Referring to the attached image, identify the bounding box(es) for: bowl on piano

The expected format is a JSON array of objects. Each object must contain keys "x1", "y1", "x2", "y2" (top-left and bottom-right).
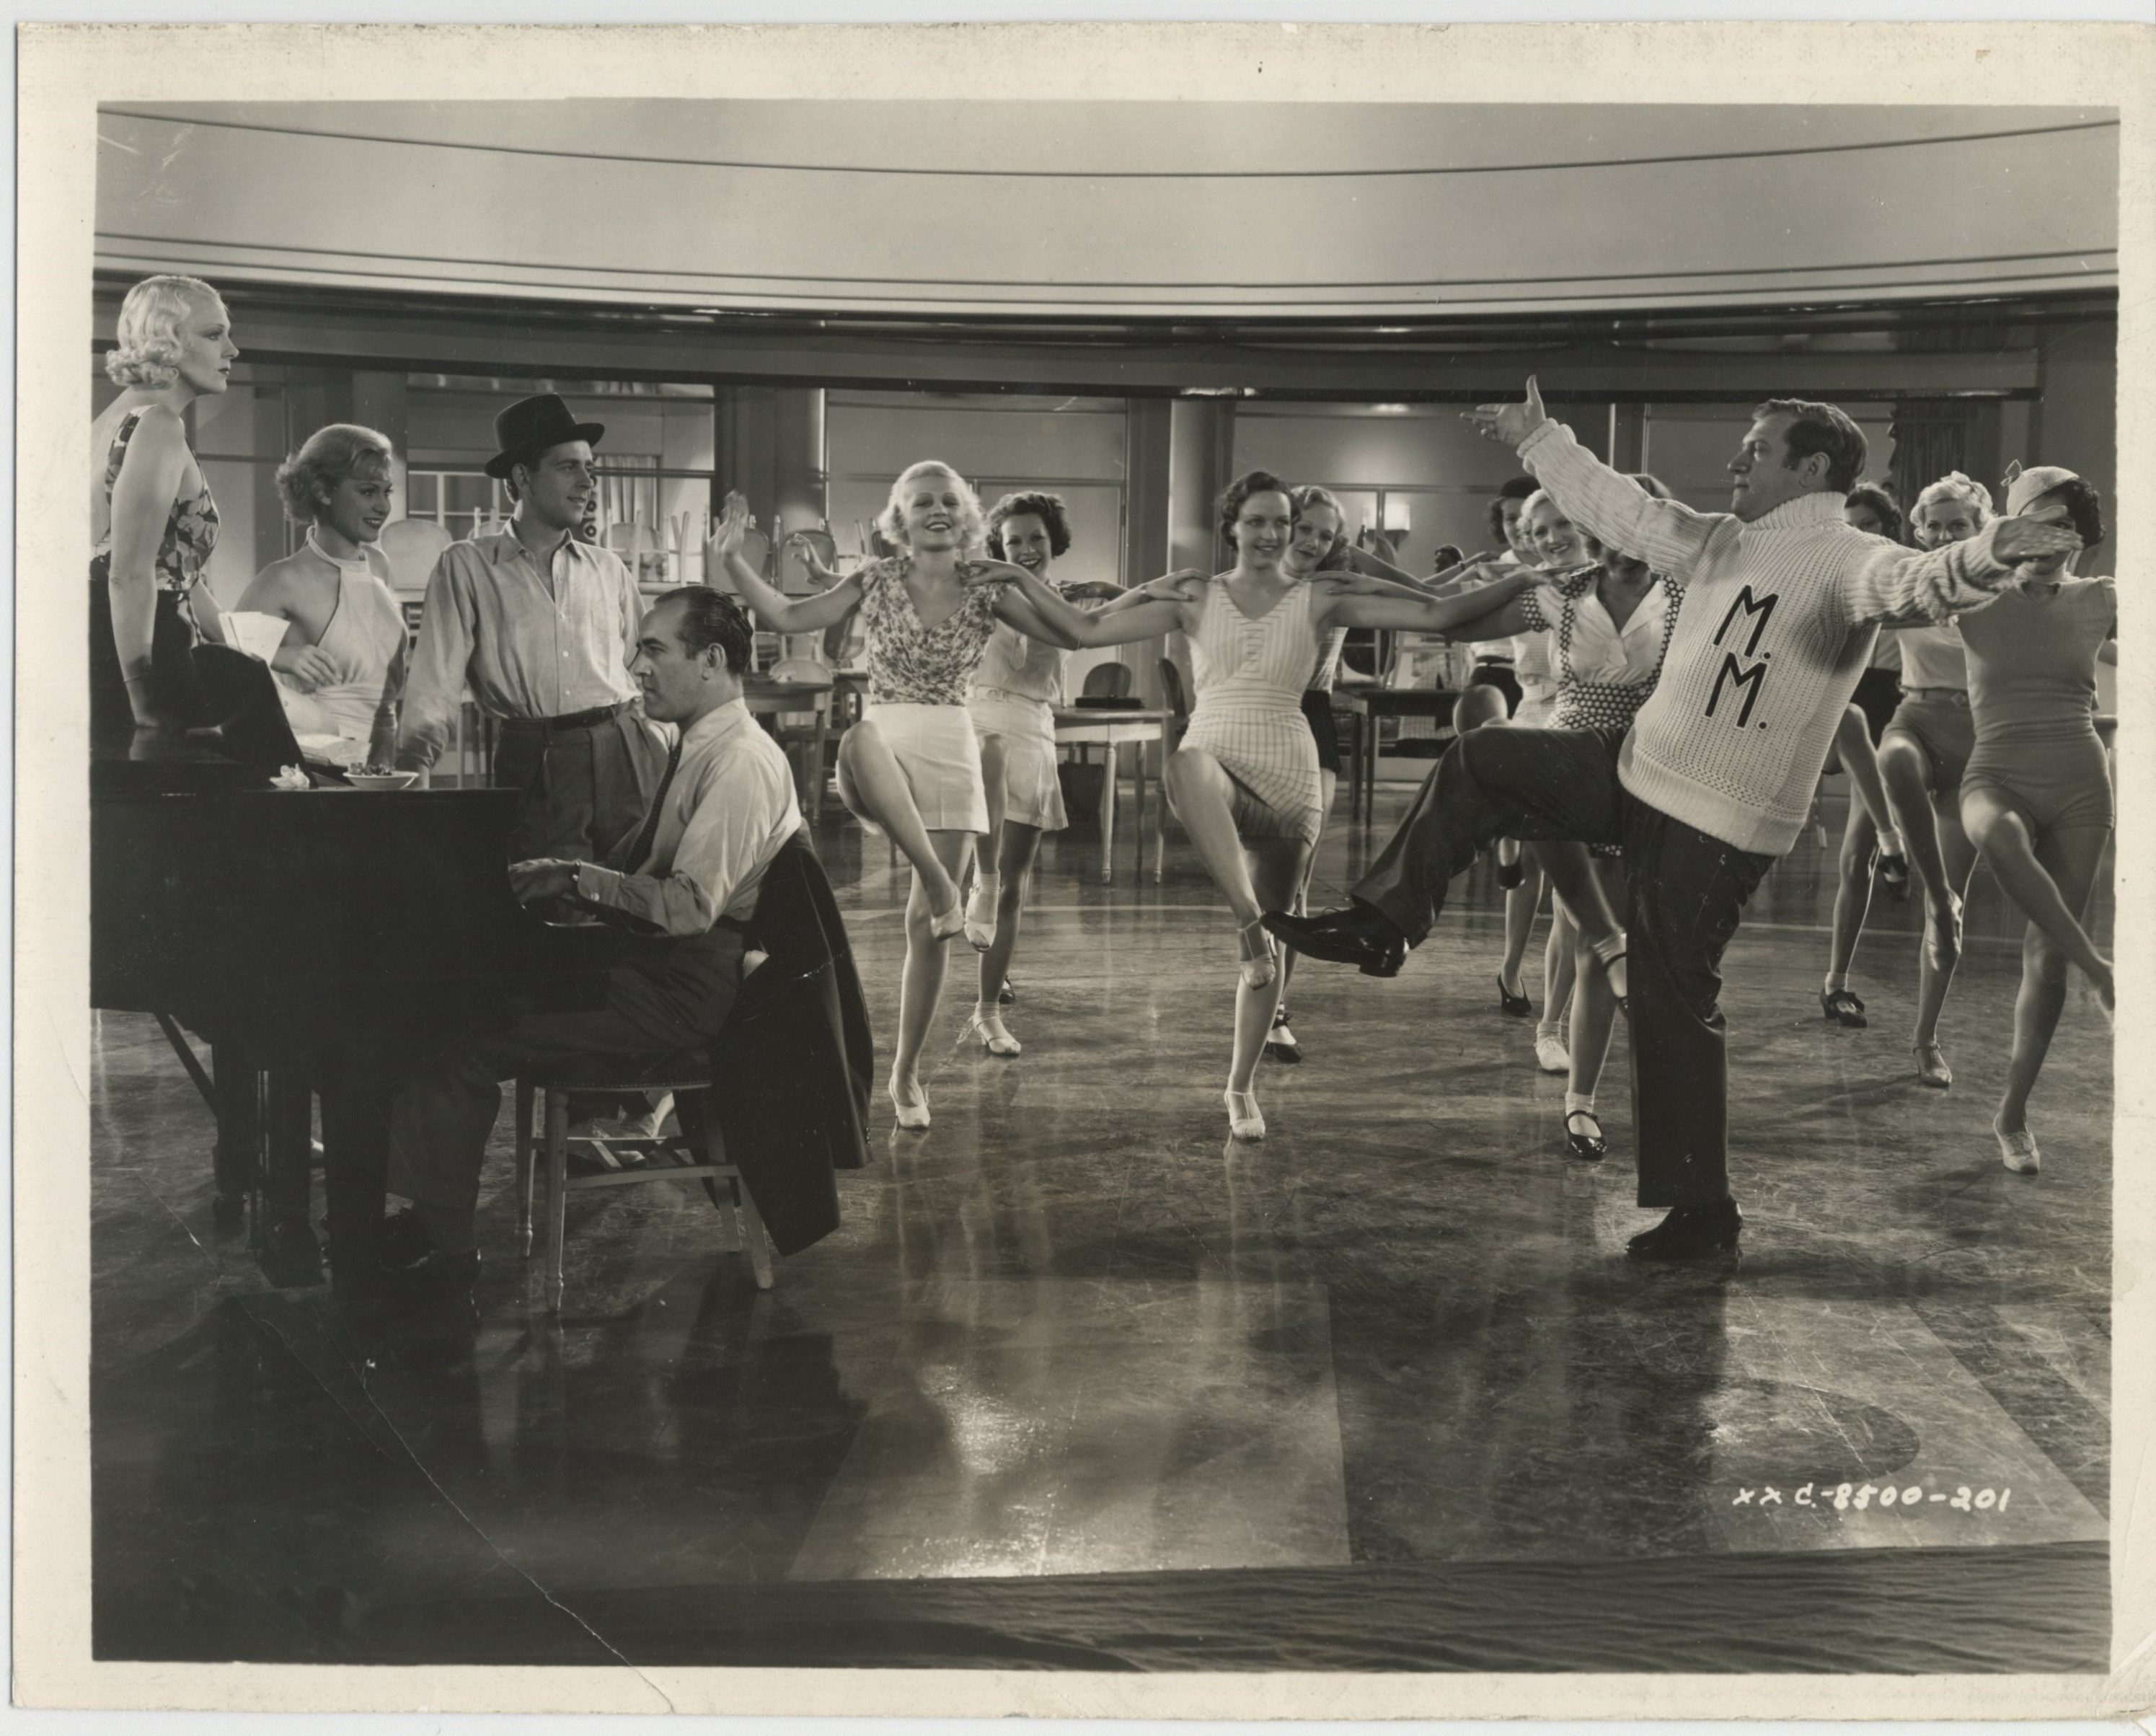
[{"x1": 348, "y1": 770, "x2": 420, "y2": 792}]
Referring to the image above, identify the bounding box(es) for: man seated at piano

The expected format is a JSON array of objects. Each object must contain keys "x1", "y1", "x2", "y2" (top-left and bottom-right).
[{"x1": 382, "y1": 587, "x2": 802, "y2": 1295}]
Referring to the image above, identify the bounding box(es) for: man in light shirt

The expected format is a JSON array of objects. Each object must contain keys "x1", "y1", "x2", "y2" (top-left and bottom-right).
[
  {"x1": 1270, "y1": 379, "x2": 2079, "y2": 1262},
  {"x1": 394, "y1": 393, "x2": 665, "y2": 862},
  {"x1": 381, "y1": 588, "x2": 803, "y2": 1293}
]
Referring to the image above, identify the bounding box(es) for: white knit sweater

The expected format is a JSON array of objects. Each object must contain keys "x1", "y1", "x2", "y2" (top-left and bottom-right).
[{"x1": 1521, "y1": 420, "x2": 2022, "y2": 855}]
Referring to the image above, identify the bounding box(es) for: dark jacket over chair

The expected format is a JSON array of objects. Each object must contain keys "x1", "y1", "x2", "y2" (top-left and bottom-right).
[{"x1": 707, "y1": 831, "x2": 872, "y2": 1256}]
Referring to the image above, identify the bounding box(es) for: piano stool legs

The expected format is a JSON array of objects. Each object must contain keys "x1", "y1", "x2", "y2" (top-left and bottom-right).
[
  {"x1": 208, "y1": 1042, "x2": 257, "y2": 1229},
  {"x1": 516, "y1": 1078, "x2": 775, "y2": 1315}
]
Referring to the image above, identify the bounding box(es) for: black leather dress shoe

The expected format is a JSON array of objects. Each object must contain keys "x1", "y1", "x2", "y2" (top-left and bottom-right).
[
  {"x1": 1262, "y1": 907, "x2": 1408, "y2": 978},
  {"x1": 1627, "y1": 1200, "x2": 1742, "y2": 1261}
]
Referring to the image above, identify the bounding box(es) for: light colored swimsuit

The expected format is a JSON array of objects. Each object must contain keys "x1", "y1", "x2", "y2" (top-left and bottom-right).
[
  {"x1": 1958, "y1": 576, "x2": 2115, "y2": 837},
  {"x1": 1176, "y1": 575, "x2": 1326, "y2": 846}
]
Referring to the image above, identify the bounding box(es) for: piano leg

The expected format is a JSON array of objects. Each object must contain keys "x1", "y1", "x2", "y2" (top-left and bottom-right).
[
  {"x1": 255, "y1": 1067, "x2": 324, "y2": 1289},
  {"x1": 209, "y1": 1042, "x2": 257, "y2": 1230},
  {"x1": 317, "y1": 1067, "x2": 392, "y2": 1301}
]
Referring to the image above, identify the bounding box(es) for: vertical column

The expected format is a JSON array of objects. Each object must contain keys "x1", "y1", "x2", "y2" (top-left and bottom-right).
[
  {"x1": 351, "y1": 371, "x2": 412, "y2": 524},
  {"x1": 772, "y1": 387, "x2": 828, "y2": 594},
  {"x1": 1167, "y1": 397, "x2": 1237, "y2": 576},
  {"x1": 711, "y1": 385, "x2": 777, "y2": 589},
  {"x1": 1608, "y1": 402, "x2": 1648, "y2": 474},
  {"x1": 1121, "y1": 399, "x2": 1174, "y2": 713}
]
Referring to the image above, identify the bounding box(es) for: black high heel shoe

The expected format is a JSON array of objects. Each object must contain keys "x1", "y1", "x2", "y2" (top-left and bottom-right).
[
  {"x1": 1497, "y1": 974, "x2": 1532, "y2": 1018},
  {"x1": 1495, "y1": 854, "x2": 1526, "y2": 890},
  {"x1": 1564, "y1": 1109, "x2": 1607, "y2": 1161}
]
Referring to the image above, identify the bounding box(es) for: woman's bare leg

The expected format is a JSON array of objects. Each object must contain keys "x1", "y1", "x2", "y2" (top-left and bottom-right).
[
  {"x1": 838, "y1": 720, "x2": 963, "y2": 918},
  {"x1": 1501, "y1": 873, "x2": 1541, "y2": 1002},
  {"x1": 1166, "y1": 748, "x2": 1267, "y2": 927},
  {"x1": 1826, "y1": 798, "x2": 1880, "y2": 986},
  {"x1": 975, "y1": 820, "x2": 1043, "y2": 1052},
  {"x1": 1992, "y1": 820, "x2": 2111, "y2": 1137},
  {"x1": 891, "y1": 829, "x2": 978, "y2": 1115},
  {"x1": 1567, "y1": 858, "x2": 1627, "y2": 1101},
  {"x1": 1963, "y1": 793, "x2": 2114, "y2": 1009},
  {"x1": 967, "y1": 733, "x2": 1009, "y2": 946},
  {"x1": 1276, "y1": 767, "x2": 1338, "y2": 1016},
  {"x1": 1230, "y1": 838, "x2": 1312, "y2": 1114},
  {"x1": 1912, "y1": 802, "x2": 1979, "y2": 1054},
  {"x1": 1880, "y1": 736, "x2": 1961, "y2": 971},
  {"x1": 1836, "y1": 705, "x2": 1899, "y2": 844}
]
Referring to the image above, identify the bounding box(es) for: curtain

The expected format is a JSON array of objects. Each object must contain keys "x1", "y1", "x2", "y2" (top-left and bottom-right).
[{"x1": 1887, "y1": 400, "x2": 1976, "y2": 526}]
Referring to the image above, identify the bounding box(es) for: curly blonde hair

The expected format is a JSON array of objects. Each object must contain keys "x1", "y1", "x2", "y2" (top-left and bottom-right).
[
  {"x1": 1913, "y1": 471, "x2": 1994, "y2": 529},
  {"x1": 876, "y1": 461, "x2": 986, "y2": 554},
  {"x1": 105, "y1": 276, "x2": 223, "y2": 389},
  {"x1": 275, "y1": 423, "x2": 395, "y2": 523}
]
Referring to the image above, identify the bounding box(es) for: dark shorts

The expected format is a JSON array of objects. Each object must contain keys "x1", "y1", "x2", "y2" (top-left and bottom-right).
[
  {"x1": 1470, "y1": 661, "x2": 1523, "y2": 716},
  {"x1": 1299, "y1": 689, "x2": 1342, "y2": 775},
  {"x1": 1851, "y1": 666, "x2": 1901, "y2": 745}
]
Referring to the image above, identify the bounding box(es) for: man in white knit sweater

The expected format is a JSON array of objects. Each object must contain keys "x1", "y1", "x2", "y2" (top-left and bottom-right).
[{"x1": 1268, "y1": 379, "x2": 2080, "y2": 1261}]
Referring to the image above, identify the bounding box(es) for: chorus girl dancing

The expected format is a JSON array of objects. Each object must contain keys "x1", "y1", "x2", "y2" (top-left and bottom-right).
[
  {"x1": 1954, "y1": 466, "x2": 2116, "y2": 1173},
  {"x1": 711, "y1": 464, "x2": 1080, "y2": 1130},
  {"x1": 1866, "y1": 475, "x2": 1990, "y2": 1086},
  {"x1": 991, "y1": 471, "x2": 1539, "y2": 1141},
  {"x1": 963, "y1": 491, "x2": 1124, "y2": 1056}
]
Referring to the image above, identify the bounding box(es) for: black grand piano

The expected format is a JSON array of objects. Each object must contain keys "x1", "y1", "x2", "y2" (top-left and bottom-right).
[{"x1": 90, "y1": 735, "x2": 611, "y2": 1295}]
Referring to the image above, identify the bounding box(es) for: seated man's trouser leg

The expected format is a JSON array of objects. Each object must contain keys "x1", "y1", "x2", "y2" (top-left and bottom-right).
[
  {"x1": 1621, "y1": 806, "x2": 1774, "y2": 1210},
  {"x1": 1351, "y1": 726, "x2": 1627, "y2": 943},
  {"x1": 388, "y1": 930, "x2": 743, "y2": 1225}
]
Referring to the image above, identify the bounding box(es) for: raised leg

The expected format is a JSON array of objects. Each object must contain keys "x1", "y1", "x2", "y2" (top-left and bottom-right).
[
  {"x1": 1962, "y1": 793, "x2": 2113, "y2": 1008},
  {"x1": 836, "y1": 719, "x2": 963, "y2": 917}
]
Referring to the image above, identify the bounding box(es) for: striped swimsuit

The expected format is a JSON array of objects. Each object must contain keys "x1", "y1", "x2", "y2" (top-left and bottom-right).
[{"x1": 1177, "y1": 575, "x2": 1326, "y2": 847}]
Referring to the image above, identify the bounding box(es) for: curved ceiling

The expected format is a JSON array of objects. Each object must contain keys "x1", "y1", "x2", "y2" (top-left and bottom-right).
[{"x1": 97, "y1": 101, "x2": 2118, "y2": 321}]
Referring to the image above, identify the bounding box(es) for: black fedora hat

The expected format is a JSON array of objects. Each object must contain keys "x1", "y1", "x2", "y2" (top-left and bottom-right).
[{"x1": 484, "y1": 394, "x2": 605, "y2": 479}]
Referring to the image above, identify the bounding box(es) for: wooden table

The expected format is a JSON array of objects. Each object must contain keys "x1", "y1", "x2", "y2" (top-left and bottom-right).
[
  {"x1": 1052, "y1": 707, "x2": 1172, "y2": 884},
  {"x1": 743, "y1": 677, "x2": 834, "y2": 821},
  {"x1": 1341, "y1": 687, "x2": 1462, "y2": 829}
]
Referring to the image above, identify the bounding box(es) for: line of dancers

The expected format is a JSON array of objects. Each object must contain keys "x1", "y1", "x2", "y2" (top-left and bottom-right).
[{"x1": 709, "y1": 382, "x2": 2110, "y2": 1258}]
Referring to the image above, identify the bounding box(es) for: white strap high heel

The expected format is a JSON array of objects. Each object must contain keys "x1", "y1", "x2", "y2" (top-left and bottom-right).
[
  {"x1": 973, "y1": 1008, "x2": 1022, "y2": 1057},
  {"x1": 1224, "y1": 1088, "x2": 1266, "y2": 1142}
]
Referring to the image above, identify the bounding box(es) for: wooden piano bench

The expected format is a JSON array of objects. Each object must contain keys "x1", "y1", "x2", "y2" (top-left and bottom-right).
[{"x1": 513, "y1": 1055, "x2": 776, "y2": 1313}]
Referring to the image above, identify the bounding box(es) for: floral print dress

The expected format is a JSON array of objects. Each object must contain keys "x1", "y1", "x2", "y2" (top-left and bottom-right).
[{"x1": 857, "y1": 555, "x2": 1009, "y2": 706}]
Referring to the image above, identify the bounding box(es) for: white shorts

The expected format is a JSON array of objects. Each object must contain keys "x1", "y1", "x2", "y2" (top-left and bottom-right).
[
  {"x1": 969, "y1": 687, "x2": 1068, "y2": 832},
  {"x1": 853, "y1": 702, "x2": 989, "y2": 834}
]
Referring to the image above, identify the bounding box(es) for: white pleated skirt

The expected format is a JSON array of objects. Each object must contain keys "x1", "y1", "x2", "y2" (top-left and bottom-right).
[{"x1": 969, "y1": 686, "x2": 1068, "y2": 832}]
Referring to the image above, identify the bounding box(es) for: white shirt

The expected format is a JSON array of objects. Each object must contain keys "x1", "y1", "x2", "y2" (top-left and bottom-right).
[
  {"x1": 1534, "y1": 576, "x2": 1674, "y2": 687},
  {"x1": 573, "y1": 699, "x2": 803, "y2": 933}
]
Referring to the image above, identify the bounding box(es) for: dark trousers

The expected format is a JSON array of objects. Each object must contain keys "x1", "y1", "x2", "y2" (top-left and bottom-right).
[
  {"x1": 492, "y1": 711, "x2": 665, "y2": 864},
  {"x1": 387, "y1": 931, "x2": 743, "y2": 1221},
  {"x1": 1351, "y1": 726, "x2": 1774, "y2": 1207}
]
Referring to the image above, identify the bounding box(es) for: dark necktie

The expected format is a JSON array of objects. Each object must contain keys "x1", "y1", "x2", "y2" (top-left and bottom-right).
[{"x1": 627, "y1": 735, "x2": 684, "y2": 873}]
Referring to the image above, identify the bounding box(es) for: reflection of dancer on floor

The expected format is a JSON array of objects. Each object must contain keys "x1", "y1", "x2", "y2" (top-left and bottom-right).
[
  {"x1": 1953, "y1": 466, "x2": 2117, "y2": 1175},
  {"x1": 1268, "y1": 485, "x2": 1444, "y2": 1065},
  {"x1": 991, "y1": 470, "x2": 1538, "y2": 1142},
  {"x1": 1861, "y1": 475, "x2": 1992, "y2": 1086},
  {"x1": 963, "y1": 491, "x2": 1125, "y2": 1057},
  {"x1": 1816, "y1": 482, "x2": 1917, "y2": 1031},
  {"x1": 1268, "y1": 379, "x2": 2080, "y2": 1259},
  {"x1": 1431, "y1": 482, "x2": 1684, "y2": 1160},
  {"x1": 712, "y1": 466, "x2": 1079, "y2": 1131}
]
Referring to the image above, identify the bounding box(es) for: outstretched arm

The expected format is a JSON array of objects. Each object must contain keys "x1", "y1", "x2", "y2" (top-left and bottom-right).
[
  {"x1": 1467, "y1": 377, "x2": 1718, "y2": 578},
  {"x1": 1843, "y1": 520, "x2": 2081, "y2": 625},
  {"x1": 1318, "y1": 568, "x2": 1539, "y2": 635},
  {"x1": 711, "y1": 493, "x2": 862, "y2": 632},
  {"x1": 982, "y1": 559, "x2": 1195, "y2": 647}
]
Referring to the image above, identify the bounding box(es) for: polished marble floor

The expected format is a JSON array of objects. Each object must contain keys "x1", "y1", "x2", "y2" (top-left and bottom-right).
[{"x1": 87, "y1": 779, "x2": 2113, "y2": 1671}]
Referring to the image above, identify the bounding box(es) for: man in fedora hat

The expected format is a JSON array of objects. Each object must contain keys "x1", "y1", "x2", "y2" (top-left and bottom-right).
[{"x1": 396, "y1": 393, "x2": 667, "y2": 864}]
